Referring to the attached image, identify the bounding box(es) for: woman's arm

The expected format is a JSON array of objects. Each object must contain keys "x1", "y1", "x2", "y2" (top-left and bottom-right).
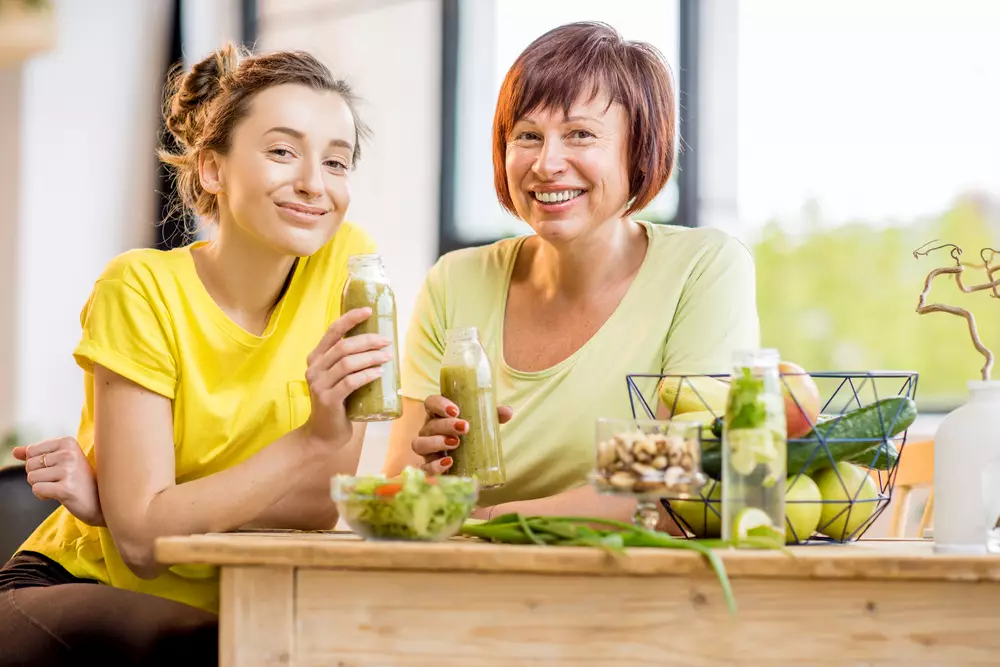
[
  {"x1": 94, "y1": 364, "x2": 336, "y2": 578},
  {"x1": 240, "y1": 422, "x2": 367, "y2": 531},
  {"x1": 472, "y1": 486, "x2": 681, "y2": 534}
]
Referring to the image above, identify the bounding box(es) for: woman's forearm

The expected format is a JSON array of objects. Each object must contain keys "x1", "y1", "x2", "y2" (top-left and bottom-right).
[
  {"x1": 240, "y1": 423, "x2": 367, "y2": 531},
  {"x1": 475, "y1": 485, "x2": 637, "y2": 521},
  {"x1": 112, "y1": 426, "x2": 323, "y2": 577},
  {"x1": 474, "y1": 485, "x2": 682, "y2": 534}
]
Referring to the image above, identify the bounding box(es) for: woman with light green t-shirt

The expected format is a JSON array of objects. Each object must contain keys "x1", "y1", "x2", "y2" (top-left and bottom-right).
[{"x1": 381, "y1": 22, "x2": 760, "y2": 527}]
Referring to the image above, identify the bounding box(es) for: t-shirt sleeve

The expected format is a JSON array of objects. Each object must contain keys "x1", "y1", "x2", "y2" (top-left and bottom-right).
[
  {"x1": 73, "y1": 277, "x2": 178, "y2": 399},
  {"x1": 662, "y1": 235, "x2": 762, "y2": 374},
  {"x1": 400, "y1": 259, "x2": 448, "y2": 401}
]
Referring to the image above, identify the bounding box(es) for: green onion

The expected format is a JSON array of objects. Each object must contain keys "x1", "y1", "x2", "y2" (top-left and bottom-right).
[{"x1": 461, "y1": 514, "x2": 792, "y2": 615}]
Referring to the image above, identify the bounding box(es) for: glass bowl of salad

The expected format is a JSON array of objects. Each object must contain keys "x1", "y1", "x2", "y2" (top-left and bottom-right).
[{"x1": 332, "y1": 467, "x2": 478, "y2": 541}]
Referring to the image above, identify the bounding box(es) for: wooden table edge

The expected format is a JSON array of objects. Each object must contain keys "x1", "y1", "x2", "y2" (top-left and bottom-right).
[{"x1": 155, "y1": 534, "x2": 1000, "y2": 583}]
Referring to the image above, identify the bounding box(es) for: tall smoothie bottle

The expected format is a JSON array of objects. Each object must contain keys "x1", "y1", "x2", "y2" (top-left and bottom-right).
[
  {"x1": 439, "y1": 327, "x2": 506, "y2": 489},
  {"x1": 340, "y1": 254, "x2": 402, "y2": 421}
]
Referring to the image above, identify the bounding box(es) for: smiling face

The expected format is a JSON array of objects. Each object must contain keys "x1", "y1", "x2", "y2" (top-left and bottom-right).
[
  {"x1": 201, "y1": 83, "x2": 357, "y2": 257},
  {"x1": 504, "y1": 92, "x2": 631, "y2": 243}
]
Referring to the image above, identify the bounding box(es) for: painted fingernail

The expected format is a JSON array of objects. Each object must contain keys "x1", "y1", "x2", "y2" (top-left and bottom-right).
[
  {"x1": 439, "y1": 457, "x2": 453, "y2": 468},
  {"x1": 446, "y1": 406, "x2": 459, "y2": 418},
  {"x1": 445, "y1": 436, "x2": 460, "y2": 446},
  {"x1": 458, "y1": 421, "x2": 469, "y2": 433}
]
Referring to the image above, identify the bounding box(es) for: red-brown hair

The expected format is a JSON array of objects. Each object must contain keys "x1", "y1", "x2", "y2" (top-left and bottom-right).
[{"x1": 492, "y1": 22, "x2": 676, "y2": 217}]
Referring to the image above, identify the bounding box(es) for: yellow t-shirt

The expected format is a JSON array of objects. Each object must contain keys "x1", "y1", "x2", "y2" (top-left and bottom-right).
[
  {"x1": 19, "y1": 222, "x2": 376, "y2": 614},
  {"x1": 401, "y1": 221, "x2": 760, "y2": 507}
]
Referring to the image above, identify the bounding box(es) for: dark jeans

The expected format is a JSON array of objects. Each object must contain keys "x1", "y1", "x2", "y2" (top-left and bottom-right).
[{"x1": 0, "y1": 551, "x2": 218, "y2": 667}]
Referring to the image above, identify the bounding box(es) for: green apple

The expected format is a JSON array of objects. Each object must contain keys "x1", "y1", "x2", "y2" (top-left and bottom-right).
[{"x1": 813, "y1": 462, "x2": 879, "y2": 540}]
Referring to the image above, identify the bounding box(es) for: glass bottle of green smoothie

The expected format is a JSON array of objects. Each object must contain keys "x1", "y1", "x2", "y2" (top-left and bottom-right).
[
  {"x1": 439, "y1": 327, "x2": 506, "y2": 489},
  {"x1": 340, "y1": 254, "x2": 402, "y2": 421}
]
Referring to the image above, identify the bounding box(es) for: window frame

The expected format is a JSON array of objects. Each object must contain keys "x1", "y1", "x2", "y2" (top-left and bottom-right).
[{"x1": 437, "y1": 0, "x2": 701, "y2": 256}]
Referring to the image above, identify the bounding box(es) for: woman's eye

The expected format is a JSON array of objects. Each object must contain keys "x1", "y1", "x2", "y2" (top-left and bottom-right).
[
  {"x1": 570, "y1": 129, "x2": 595, "y2": 140},
  {"x1": 269, "y1": 148, "x2": 293, "y2": 158},
  {"x1": 516, "y1": 131, "x2": 541, "y2": 141},
  {"x1": 325, "y1": 159, "x2": 348, "y2": 171}
]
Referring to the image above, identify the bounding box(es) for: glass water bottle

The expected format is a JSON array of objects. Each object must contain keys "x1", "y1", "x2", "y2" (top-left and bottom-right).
[{"x1": 721, "y1": 349, "x2": 787, "y2": 545}]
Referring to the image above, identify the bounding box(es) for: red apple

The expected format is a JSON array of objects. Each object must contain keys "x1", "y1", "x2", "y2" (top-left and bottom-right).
[{"x1": 779, "y1": 361, "x2": 821, "y2": 439}]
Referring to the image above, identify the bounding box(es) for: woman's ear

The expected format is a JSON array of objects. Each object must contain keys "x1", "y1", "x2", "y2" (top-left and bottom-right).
[{"x1": 199, "y1": 150, "x2": 225, "y2": 195}]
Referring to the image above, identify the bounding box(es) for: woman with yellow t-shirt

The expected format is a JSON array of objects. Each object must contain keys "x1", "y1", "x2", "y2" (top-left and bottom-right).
[
  {"x1": 0, "y1": 45, "x2": 390, "y2": 664},
  {"x1": 382, "y1": 22, "x2": 760, "y2": 522}
]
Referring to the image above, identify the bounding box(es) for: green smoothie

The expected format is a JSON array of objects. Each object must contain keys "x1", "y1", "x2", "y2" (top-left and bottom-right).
[
  {"x1": 440, "y1": 364, "x2": 505, "y2": 489},
  {"x1": 341, "y1": 267, "x2": 402, "y2": 421}
]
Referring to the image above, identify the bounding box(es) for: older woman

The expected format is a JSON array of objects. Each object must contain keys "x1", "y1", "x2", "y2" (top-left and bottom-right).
[{"x1": 382, "y1": 22, "x2": 759, "y2": 523}]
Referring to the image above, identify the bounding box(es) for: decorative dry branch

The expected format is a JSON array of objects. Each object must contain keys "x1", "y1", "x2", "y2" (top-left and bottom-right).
[{"x1": 913, "y1": 240, "x2": 999, "y2": 381}]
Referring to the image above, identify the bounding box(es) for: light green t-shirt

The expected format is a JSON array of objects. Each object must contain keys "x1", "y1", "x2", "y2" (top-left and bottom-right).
[{"x1": 401, "y1": 221, "x2": 760, "y2": 506}]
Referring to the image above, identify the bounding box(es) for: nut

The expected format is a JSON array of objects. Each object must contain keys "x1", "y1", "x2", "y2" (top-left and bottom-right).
[
  {"x1": 609, "y1": 471, "x2": 637, "y2": 488},
  {"x1": 596, "y1": 427, "x2": 700, "y2": 495}
]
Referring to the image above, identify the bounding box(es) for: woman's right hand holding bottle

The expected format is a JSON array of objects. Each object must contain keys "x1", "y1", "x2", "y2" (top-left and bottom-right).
[{"x1": 303, "y1": 307, "x2": 392, "y2": 447}]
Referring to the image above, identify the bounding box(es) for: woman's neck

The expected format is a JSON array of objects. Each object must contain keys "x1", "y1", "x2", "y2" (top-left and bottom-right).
[
  {"x1": 192, "y1": 223, "x2": 297, "y2": 332},
  {"x1": 522, "y1": 218, "x2": 648, "y2": 301}
]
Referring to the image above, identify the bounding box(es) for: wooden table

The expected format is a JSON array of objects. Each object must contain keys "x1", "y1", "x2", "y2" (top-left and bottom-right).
[{"x1": 156, "y1": 532, "x2": 1000, "y2": 666}]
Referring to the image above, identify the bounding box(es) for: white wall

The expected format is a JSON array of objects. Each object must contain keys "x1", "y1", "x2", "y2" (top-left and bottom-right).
[
  {"x1": 261, "y1": 0, "x2": 442, "y2": 473},
  {"x1": 11, "y1": 0, "x2": 173, "y2": 440}
]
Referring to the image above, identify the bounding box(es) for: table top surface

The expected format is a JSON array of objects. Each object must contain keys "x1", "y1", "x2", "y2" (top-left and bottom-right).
[{"x1": 155, "y1": 530, "x2": 1000, "y2": 582}]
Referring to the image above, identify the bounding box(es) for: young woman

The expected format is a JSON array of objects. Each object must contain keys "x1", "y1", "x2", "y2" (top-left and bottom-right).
[{"x1": 0, "y1": 45, "x2": 388, "y2": 665}]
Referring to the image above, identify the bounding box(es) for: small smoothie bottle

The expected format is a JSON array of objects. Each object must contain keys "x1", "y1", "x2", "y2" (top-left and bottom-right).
[
  {"x1": 439, "y1": 327, "x2": 506, "y2": 489},
  {"x1": 340, "y1": 254, "x2": 402, "y2": 421}
]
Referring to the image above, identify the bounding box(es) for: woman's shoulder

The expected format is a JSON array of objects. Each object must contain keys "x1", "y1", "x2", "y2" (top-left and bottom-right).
[
  {"x1": 427, "y1": 236, "x2": 523, "y2": 284},
  {"x1": 91, "y1": 245, "x2": 189, "y2": 292},
  {"x1": 646, "y1": 222, "x2": 751, "y2": 256}
]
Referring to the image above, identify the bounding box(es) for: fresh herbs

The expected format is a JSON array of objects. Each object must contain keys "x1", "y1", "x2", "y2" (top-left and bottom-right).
[
  {"x1": 461, "y1": 513, "x2": 792, "y2": 615},
  {"x1": 727, "y1": 368, "x2": 767, "y2": 430}
]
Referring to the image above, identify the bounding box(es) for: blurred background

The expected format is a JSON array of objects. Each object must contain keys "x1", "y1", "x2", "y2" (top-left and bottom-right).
[{"x1": 1, "y1": 0, "x2": 998, "y2": 507}]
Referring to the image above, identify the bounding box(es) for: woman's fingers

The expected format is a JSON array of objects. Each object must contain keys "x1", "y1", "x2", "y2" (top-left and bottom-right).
[
  {"x1": 412, "y1": 434, "x2": 459, "y2": 458},
  {"x1": 23, "y1": 444, "x2": 71, "y2": 473},
  {"x1": 424, "y1": 395, "x2": 459, "y2": 419},
  {"x1": 316, "y1": 366, "x2": 385, "y2": 408},
  {"x1": 313, "y1": 333, "x2": 391, "y2": 374},
  {"x1": 306, "y1": 307, "x2": 373, "y2": 366},
  {"x1": 418, "y1": 418, "x2": 467, "y2": 439},
  {"x1": 26, "y1": 465, "x2": 63, "y2": 485},
  {"x1": 309, "y1": 347, "x2": 392, "y2": 393},
  {"x1": 420, "y1": 456, "x2": 453, "y2": 475},
  {"x1": 28, "y1": 482, "x2": 64, "y2": 502}
]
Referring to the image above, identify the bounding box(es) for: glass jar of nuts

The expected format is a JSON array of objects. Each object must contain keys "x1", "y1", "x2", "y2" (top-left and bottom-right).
[{"x1": 592, "y1": 418, "x2": 707, "y2": 530}]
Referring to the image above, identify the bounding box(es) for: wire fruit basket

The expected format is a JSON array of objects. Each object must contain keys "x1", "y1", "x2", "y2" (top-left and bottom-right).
[{"x1": 625, "y1": 371, "x2": 920, "y2": 544}]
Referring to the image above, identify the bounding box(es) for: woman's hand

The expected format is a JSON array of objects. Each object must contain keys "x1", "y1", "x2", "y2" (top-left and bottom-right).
[
  {"x1": 412, "y1": 396, "x2": 514, "y2": 474},
  {"x1": 304, "y1": 307, "x2": 393, "y2": 447},
  {"x1": 12, "y1": 437, "x2": 105, "y2": 527}
]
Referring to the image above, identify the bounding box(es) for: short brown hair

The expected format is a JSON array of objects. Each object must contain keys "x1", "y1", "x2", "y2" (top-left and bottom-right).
[
  {"x1": 159, "y1": 44, "x2": 369, "y2": 221},
  {"x1": 492, "y1": 22, "x2": 676, "y2": 217}
]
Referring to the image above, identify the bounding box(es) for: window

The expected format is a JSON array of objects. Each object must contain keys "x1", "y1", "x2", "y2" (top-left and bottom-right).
[
  {"x1": 732, "y1": 0, "x2": 1000, "y2": 410},
  {"x1": 440, "y1": 0, "x2": 688, "y2": 253}
]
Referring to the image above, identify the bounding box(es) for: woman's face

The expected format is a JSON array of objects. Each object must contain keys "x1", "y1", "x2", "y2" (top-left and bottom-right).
[
  {"x1": 205, "y1": 83, "x2": 356, "y2": 257},
  {"x1": 505, "y1": 91, "x2": 630, "y2": 243}
]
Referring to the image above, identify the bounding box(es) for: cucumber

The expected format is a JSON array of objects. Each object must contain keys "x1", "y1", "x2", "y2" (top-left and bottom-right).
[
  {"x1": 699, "y1": 397, "x2": 916, "y2": 479},
  {"x1": 793, "y1": 396, "x2": 916, "y2": 475}
]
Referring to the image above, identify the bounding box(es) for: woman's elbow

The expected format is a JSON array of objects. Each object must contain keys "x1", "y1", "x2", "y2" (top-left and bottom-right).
[{"x1": 113, "y1": 531, "x2": 165, "y2": 579}]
